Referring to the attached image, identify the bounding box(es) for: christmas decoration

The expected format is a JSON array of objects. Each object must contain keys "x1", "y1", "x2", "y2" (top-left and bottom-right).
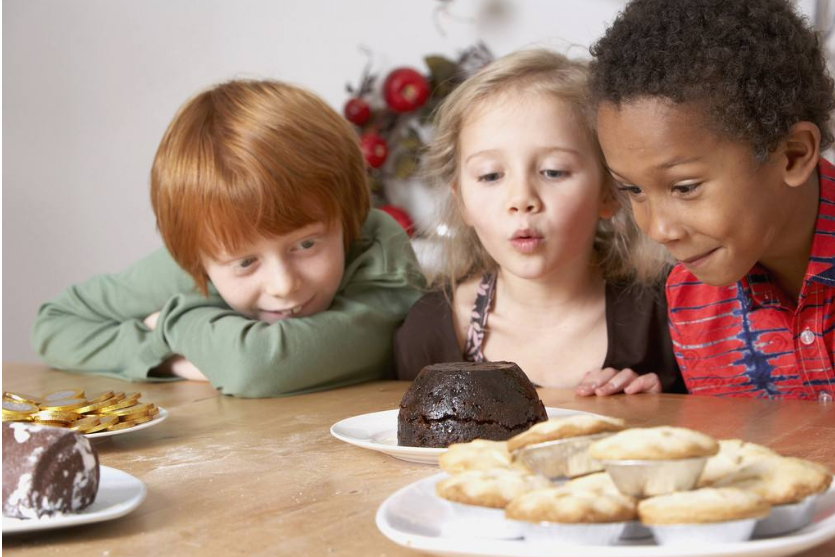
[{"x1": 343, "y1": 42, "x2": 493, "y2": 236}]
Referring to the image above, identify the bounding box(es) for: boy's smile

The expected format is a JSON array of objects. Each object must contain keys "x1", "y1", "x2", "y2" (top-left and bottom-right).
[
  {"x1": 202, "y1": 222, "x2": 345, "y2": 324},
  {"x1": 596, "y1": 98, "x2": 816, "y2": 289}
]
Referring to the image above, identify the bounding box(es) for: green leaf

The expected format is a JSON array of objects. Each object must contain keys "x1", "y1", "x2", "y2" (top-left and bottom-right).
[
  {"x1": 394, "y1": 154, "x2": 418, "y2": 179},
  {"x1": 425, "y1": 55, "x2": 457, "y2": 88}
]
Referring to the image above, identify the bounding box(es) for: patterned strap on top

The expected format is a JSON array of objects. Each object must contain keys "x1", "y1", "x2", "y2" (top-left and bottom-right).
[{"x1": 463, "y1": 273, "x2": 497, "y2": 362}]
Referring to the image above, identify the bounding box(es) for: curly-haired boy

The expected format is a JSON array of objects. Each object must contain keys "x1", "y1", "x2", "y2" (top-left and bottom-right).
[{"x1": 590, "y1": 0, "x2": 835, "y2": 399}]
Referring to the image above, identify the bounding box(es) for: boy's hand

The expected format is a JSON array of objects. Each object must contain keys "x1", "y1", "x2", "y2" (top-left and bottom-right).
[
  {"x1": 575, "y1": 368, "x2": 661, "y2": 397},
  {"x1": 143, "y1": 311, "x2": 161, "y2": 330},
  {"x1": 168, "y1": 356, "x2": 208, "y2": 381}
]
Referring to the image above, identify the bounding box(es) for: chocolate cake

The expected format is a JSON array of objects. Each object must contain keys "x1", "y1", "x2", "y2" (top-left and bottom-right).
[
  {"x1": 397, "y1": 361, "x2": 547, "y2": 448},
  {"x1": 2, "y1": 422, "x2": 100, "y2": 519}
]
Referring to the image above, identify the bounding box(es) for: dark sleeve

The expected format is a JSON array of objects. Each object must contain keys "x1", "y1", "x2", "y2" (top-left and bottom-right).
[
  {"x1": 393, "y1": 291, "x2": 464, "y2": 380},
  {"x1": 604, "y1": 281, "x2": 687, "y2": 394}
]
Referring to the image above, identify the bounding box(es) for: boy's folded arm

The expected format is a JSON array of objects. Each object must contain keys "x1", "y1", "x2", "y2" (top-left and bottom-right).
[
  {"x1": 157, "y1": 286, "x2": 420, "y2": 398},
  {"x1": 30, "y1": 248, "x2": 197, "y2": 380}
]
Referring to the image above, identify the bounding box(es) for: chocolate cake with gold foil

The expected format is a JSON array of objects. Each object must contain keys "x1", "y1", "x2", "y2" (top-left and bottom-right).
[{"x1": 397, "y1": 361, "x2": 547, "y2": 448}]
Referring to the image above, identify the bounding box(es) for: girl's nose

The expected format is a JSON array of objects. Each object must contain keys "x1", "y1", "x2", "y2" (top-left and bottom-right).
[{"x1": 507, "y1": 176, "x2": 542, "y2": 214}]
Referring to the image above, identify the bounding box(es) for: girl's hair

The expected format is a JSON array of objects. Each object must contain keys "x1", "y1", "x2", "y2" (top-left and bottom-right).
[
  {"x1": 151, "y1": 79, "x2": 369, "y2": 294},
  {"x1": 421, "y1": 48, "x2": 669, "y2": 290}
]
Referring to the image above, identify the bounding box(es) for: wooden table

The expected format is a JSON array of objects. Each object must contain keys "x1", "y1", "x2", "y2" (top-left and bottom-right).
[{"x1": 3, "y1": 362, "x2": 835, "y2": 556}]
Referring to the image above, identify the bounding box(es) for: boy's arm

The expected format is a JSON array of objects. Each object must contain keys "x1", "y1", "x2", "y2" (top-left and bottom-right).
[
  {"x1": 30, "y1": 248, "x2": 196, "y2": 380},
  {"x1": 156, "y1": 211, "x2": 425, "y2": 397}
]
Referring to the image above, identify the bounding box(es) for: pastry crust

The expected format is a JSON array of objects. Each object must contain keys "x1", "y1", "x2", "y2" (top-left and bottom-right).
[
  {"x1": 697, "y1": 439, "x2": 779, "y2": 487},
  {"x1": 564, "y1": 472, "x2": 621, "y2": 495},
  {"x1": 588, "y1": 426, "x2": 719, "y2": 461},
  {"x1": 505, "y1": 487, "x2": 636, "y2": 523},
  {"x1": 507, "y1": 415, "x2": 625, "y2": 452},
  {"x1": 638, "y1": 487, "x2": 771, "y2": 524},
  {"x1": 711, "y1": 456, "x2": 833, "y2": 505},
  {"x1": 435, "y1": 469, "x2": 550, "y2": 509},
  {"x1": 439, "y1": 440, "x2": 513, "y2": 474}
]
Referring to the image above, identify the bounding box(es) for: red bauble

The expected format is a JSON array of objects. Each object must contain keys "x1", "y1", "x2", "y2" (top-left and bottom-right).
[
  {"x1": 379, "y1": 205, "x2": 415, "y2": 237},
  {"x1": 343, "y1": 97, "x2": 371, "y2": 126},
  {"x1": 383, "y1": 68, "x2": 431, "y2": 113},
  {"x1": 359, "y1": 133, "x2": 388, "y2": 168}
]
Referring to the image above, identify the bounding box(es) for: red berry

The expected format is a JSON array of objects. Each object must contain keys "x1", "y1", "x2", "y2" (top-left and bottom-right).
[
  {"x1": 343, "y1": 97, "x2": 371, "y2": 126},
  {"x1": 379, "y1": 205, "x2": 415, "y2": 237},
  {"x1": 383, "y1": 68, "x2": 430, "y2": 113},
  {"x1": 359, "y1": 133, "x2": 388, "y2": 168}
]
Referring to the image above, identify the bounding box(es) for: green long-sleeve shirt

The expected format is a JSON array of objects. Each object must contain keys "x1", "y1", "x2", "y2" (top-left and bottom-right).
[{"x1": 31, "y1": 210, "x2": 424, "y2": 397}]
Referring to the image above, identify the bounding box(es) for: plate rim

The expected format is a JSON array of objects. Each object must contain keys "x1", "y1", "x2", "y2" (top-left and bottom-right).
[
  {"x1": 84, "y1": 406, "x2": 168, "y2": 439},
  {"x1": 2, "y1": 465, "x2": 147, "y2": 534},
  {"x1": 330, "y1": 407, "x2": 599, "y2": 458},
  {"x1": 375, "y1": 472, "x2": 835, "y2": 557}
]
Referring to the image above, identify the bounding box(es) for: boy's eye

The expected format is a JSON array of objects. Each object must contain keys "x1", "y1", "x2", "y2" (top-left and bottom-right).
[
  {"x1": 616, "y1": 184, "x2": 644, "y2": 197},
  {"x1": 672, "y1": 183, "x2": 701, "y2": 196},
  {"x1": 542, "y1": 169, "x2": 568, "y2": 179},
  {"x1": 296, "y1": 239, "x2": 317, "y2": 251},
  {"x1": 237, "y1": 257, "x2": 257, "y2": 269},
  {"x1": 477, "y1": 172, "x2": 502, "y2": 183}
]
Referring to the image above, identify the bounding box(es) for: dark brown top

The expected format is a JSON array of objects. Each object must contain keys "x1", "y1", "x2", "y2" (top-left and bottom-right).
[{"x1": 393, "y1": 282, "x2": 686, "y2": 393}]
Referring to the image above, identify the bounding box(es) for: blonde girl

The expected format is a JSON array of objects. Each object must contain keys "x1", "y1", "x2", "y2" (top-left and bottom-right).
[{"x1": 394, "y1": 49, "x2": 684, "y2": 395}]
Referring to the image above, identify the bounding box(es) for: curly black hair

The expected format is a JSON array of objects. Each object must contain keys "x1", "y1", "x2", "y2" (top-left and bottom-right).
[{"x1": 589, "y1": 0, "x2": 835, "y2": 160}]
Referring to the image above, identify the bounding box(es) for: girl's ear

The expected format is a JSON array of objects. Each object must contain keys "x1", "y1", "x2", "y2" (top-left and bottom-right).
[
  {"x1": 452, "y1": 181, "x2": 473, "y2": 226},
  {"x1": 782, "y1": 121, "x2": 821, "y2": 188}
]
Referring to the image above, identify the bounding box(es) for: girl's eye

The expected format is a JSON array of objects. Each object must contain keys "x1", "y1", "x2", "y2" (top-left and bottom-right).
[
  {"x1": 542, "y1": 169, "x2": 568, "y2": 179},
  {"x1": 672, "y1": 183, "x2": 701, "y2": 196},
  {"x1": 477, "y1": 172, "x2": 502, "y2": 183},
  {"x1": 296, "y1": 239, "x2": 316, "y2": 251}
]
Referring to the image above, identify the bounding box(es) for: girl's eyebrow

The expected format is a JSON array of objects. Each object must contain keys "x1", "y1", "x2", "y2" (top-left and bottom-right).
[{"x1": 465, "y1": 146, "x2": 580, "y2": 164}]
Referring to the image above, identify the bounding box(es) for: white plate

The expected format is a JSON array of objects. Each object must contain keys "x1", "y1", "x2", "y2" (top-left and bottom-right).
[
  {"x1": 85, "y1": 406, "x2": 168, "y2": 439},
  {"x1": 376, "y1": 473, "x2": 835, "y2": 557},
  {"x1": 330, "y1": 407, "x2": 597, "y2": 465},
  {"x1": 2, "y1": 466, "x2": 147, "y2": 534}
]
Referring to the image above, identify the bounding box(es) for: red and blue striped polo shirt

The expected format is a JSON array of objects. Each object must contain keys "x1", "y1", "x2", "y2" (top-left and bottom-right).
[{"x1": 667, "y1": 158, "x2": 835, "y2": 400}]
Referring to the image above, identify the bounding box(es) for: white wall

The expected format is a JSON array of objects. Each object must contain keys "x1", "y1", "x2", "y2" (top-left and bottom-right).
[
  {"x1": 4, "y1": 1, "x2": 832, "y2": 363},
  {"x1": 3, "y1": 0, "x2": 628, "y2": 362}
]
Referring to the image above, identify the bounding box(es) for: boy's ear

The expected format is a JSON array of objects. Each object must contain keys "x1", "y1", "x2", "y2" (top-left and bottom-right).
[{"x1": 782, "y1": 122, "x2": 821, "y2": 188}]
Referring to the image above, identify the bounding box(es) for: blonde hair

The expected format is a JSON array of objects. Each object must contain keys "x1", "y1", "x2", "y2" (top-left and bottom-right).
[
  {"x1": 421, "y1": 48, "x2": 669, "y2": 289},
  {"x1": 151, "y1": 79, "x2": 369, "y2": 294}
]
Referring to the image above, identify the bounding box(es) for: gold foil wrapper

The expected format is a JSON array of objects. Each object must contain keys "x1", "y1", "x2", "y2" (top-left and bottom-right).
[
  {"x1": 2, "y1": 389, "x2": 159, "y2": 434},
  {"x1": 42, "y1": 388, "x2": 85, "y2": 402}
]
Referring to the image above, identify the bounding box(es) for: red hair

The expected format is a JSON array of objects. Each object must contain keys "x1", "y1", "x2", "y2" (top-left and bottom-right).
[{"x1": 150, "y1": 80, "x2": 370, "y2": 293}]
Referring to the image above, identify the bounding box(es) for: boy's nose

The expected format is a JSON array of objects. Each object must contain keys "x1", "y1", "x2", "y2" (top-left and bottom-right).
[
  {"x1": 264, "y1": 265, "x2": 299, "y2": 298},
  {"x1": 640, "y1": 200, "x2": 684, "y2": 245},
  {"x1": 507, "y1": 177, "x2": 542, "y2": 214}
]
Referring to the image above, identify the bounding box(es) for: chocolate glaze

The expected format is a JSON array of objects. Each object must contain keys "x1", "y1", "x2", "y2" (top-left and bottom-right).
[{"x1": 398, "y1": 361, "x2": 547, "y2": 448}]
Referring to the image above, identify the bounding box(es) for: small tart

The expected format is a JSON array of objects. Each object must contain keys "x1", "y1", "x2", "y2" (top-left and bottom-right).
[
  {"x1": 506, "y1": 486, "x2": 636, "y2": 524},
  {"x1": 588, "y1": 426, "x2": 719, "y2": 461},
  {"x1": 435, "y1": 469, "x2": 550, "y2": 509},
  {"x1": 638, "y1": 487, "x2": 771, "y2": 525},
  {"x1": 439, "y1": 440, "x2": 513, "y2": 474},
  {"x1": 564, "y1": 472, "x2": 621, "y2": 495},
  {"x1": 711, "y1": 456, "x2": 833, "y2": 505},
  {"x1": 507, "y1": 415, "x2": 625, "y2": 452},
  {"x1": 698, "y1": 439, "x2": 779, "y2": 487}
]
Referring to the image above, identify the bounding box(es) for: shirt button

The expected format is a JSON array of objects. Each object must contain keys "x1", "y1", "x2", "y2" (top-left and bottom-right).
[
  {"x1": 819, "y1": 392, "x2": 833, "y2": 403},
  {"x1": 800, "y1": 328, "x2": 816, "y2": 345}
]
